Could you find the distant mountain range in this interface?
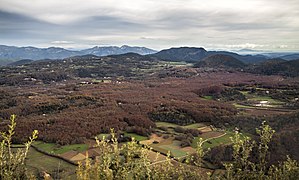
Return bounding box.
[1,45,299,66]
[0,45,157,65]
[6,50,299,77]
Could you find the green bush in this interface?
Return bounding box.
[77,123,299,180]
[223,122,299,179]
[76,129,206,180]
[0,115,38,180]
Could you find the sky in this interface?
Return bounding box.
[0,0,299,51]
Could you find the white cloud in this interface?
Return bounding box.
[277,45,288,49]
[1,0,298,24]
[225,43,267,49]
[51,41,74,44]
[0,0,298,51]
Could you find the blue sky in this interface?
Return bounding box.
[0,0,298,51]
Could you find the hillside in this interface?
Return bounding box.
[249,59,299,77]
[280,53,299,60]
[194,54,246,69]
[151,47,208,62]
[208,51,267,64]
[7,59,34,66]
[151,47,267,64]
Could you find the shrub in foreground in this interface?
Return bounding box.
[1,115,298,180]
[0,115,38,180]
[76,129,206,180]
[77,122,299,180]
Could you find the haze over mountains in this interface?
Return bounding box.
[1,45,299,67]
[0,45,157,64]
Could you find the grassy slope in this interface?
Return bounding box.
[192,131,234,149]
[34,141,88,155]
[124,132,148,141]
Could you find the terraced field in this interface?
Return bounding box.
[140,122,232,158]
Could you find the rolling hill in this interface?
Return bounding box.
[249,59,299,77]
[151,47,267,64]
[151,47,208,62]
[194,54,246,69]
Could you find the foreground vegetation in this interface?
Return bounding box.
[1,115,299,179]
[0,115,38,179]
[77,124,299,180]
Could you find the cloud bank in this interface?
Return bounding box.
[0,0,298,51]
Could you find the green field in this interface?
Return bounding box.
[248,95,284,104]
[156,122,179,128]
[203,95,213,100]
[239,91,249,95]
[154,122,243,157]
[192,132,234,149]
[202,132,234,149]
[162,61,191,66]
[149,140,189,158]
[236,90,286,109]
[156,122,206,129]
[183,123,206,129]
[34,141,88,155]
[124,132,148,141]
[96,133,110,140]
[150,145,170,155]
[159,145,187,157]
[26,148,76,179]
[11,144,26,148]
